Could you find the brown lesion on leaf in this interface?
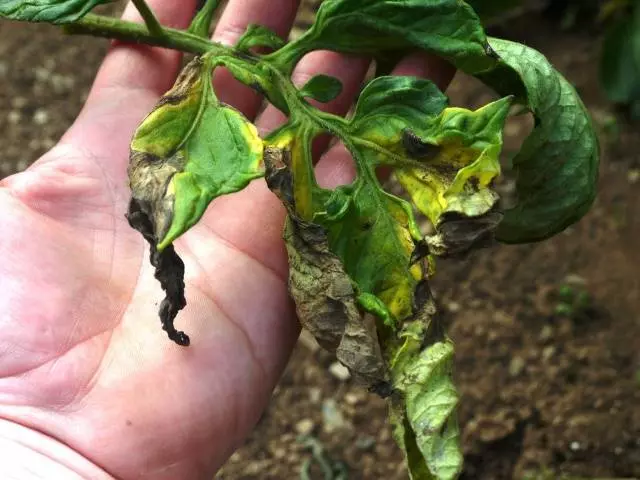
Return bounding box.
[427,207,503,258]
[402,128,441,159]
[127,150,183,243]
[153,57,203,109]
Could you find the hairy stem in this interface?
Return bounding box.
[64,14,216,55]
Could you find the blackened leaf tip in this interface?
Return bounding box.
[126,198,190,347]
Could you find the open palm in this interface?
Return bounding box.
[0,1,451,478]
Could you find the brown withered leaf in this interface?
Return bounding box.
[265,147,390,389]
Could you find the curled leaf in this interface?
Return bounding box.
[0,0,111,23]
[127,56,263,345]
[128,56,264,251]
[478,38,600,243]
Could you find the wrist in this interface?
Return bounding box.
[0,419,114,479]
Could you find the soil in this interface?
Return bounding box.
[1,4,639,480]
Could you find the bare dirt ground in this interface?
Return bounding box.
[1,5,639,480]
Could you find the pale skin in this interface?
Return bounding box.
[0,0,453,478]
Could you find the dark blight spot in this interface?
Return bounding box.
[402,129,440,159]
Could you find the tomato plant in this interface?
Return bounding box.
[0,1,599,478]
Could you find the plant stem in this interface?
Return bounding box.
[64,14,217,56]
[131,0,164,37]
[188,0,221,38]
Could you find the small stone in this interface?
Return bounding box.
[509,356,525,377]
[355,435,376,451]
[447,301,461,313]
[329,361,351,381]
[322,398,350,433]
[33,109,49,125]
[614,446,624,455]
[34,66,50,82]
[628,169,640,184]
[272,447,286,459]
[344,391,364,405]
[570,441,581,451]
[542,345,556,361]
[539,325,554,342]
[308,387,322,404]
[11,96,27,109]
[8,110,21,124]
[295,418,315,436]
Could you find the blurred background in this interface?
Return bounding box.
[1,0,639,478]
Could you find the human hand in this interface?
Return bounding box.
[0,1,452,478]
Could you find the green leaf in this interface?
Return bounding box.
[600,6,640,104]
[391,325,462,480]
[275,0,497,74]
[0,0,111,23]
[477,38,600,243]
[127,56,263,251]
[235,23,285,52]
[299,74,343,103]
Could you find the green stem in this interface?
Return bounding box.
[64,14,217,56]
[131,0,164,37]
[188,0,221,38]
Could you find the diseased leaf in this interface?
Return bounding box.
[128,56,264,252]
[236,23,285,52]
[127,56,263,346]
[272,0,497,74]
[391,333,462,480]
[477,39,600,243]
[264,147,390,389]
[0,0,111,23]
[347,77,511,257]
[299,74,343,103]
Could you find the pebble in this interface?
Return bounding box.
[344,391,364,405]
[322,398,350,433]
[34,66,50,82]
[570,441,581,451]
[509,356,525,377]
[295,418,315,436]
[8,110,21,124]
[355,435,376,451]
[542,345,556,361]
[447,301,461,313]
[308,387,322,404]
[33,108,49,125]
[539,325,554,342]
[11,96,27,109]
[628,169,639,184]
[329,361,351,381]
